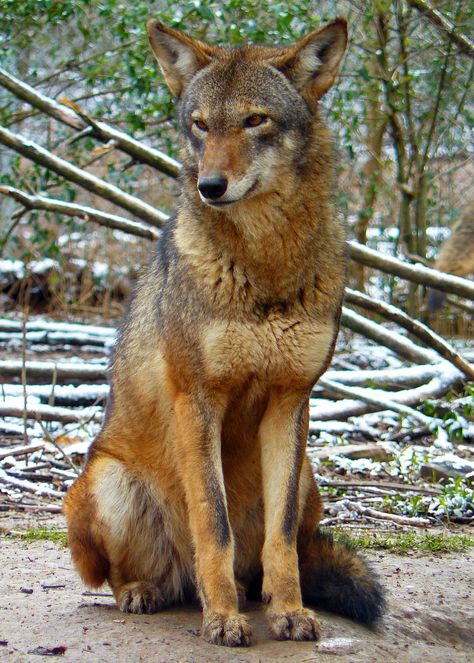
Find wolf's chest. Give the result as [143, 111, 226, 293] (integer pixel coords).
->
[200, 314, 335, 389]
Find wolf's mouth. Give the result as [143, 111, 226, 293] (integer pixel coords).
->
[203, 179, 259, 207]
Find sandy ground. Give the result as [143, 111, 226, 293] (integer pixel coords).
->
[0, 514, 473, 663]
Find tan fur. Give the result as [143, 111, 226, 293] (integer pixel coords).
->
[427, 202, 474, 313]
[64, 18, 351, 647]
[435, 202, 474, 277]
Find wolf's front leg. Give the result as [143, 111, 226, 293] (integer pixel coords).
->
[259, 391, 320, 641]
[174, 392, 252, 647]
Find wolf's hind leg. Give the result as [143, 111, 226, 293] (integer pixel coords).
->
[65, 454, 193, 611]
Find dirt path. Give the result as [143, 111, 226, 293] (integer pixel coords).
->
[1, 516, 473, 662]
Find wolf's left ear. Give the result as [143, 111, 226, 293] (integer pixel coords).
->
[272, 19, 347, 100]
[147, 20, 215, 97]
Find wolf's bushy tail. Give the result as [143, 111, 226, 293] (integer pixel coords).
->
[299, 529, 386, 626]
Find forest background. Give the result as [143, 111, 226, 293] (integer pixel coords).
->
[0, 0, 472, 325]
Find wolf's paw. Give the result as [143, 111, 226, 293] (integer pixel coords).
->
[117, 581, 164, 614]
[267, 607, 321, 641]
[202, 612, 252, 647]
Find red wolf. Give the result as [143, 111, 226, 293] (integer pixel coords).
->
[64, 18, 385, 646]
[428, 203, 474, 312]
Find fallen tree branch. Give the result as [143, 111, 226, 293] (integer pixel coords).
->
[310, 365, 463, 421]
[408, 0, 474, 58]
[0, 401, 102, 424]
[0, 317, 115, 337]
[0, 498, 62, 513]
[335, 499, 430, 527]
[345, 287, 474, 380]
[309, 442, 391, 461]
[0, 443, 45, 461]
[318, 376, 431, 423]
[319, 479, 441, 495]
[0, 359, 107, 384]
[0, 186, 160, 240]
[341, 307, 436, 363]
[0, 329, 111, 348]
[0, 468, 63, 499]
[0, 126, 168, 227]
[325, 361, 456, 388]
[348, 241, 474, 300]
[0, 67, 181, 177]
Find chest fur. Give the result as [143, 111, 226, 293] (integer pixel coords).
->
[200, 313, 335, 390]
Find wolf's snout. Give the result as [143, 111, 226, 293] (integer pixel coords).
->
[198, 176, 228, 200]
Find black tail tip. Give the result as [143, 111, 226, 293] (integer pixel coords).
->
[427, 288, 446, 313]
[302, 530, 387, 627]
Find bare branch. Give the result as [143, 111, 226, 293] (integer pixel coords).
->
[0, 359, 107, 384]
[0, 126, 168, 228]
[0, 402, 102, 424]
[318, 376, 431, 423]
[345, 288, 474, 380]
[0, 186, 160, 241]
[341, 307, 436, 364]
[348, 240, 474, 300]
[0, 67, 181, 177]
[408, 0, 474, 58]
[311, 365, 463, 421]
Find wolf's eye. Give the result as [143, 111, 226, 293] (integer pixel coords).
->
[194, 119, 208, 132]
[244, 114, 268, 128]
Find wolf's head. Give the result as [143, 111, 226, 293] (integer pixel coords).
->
[148, 19, 347, 209]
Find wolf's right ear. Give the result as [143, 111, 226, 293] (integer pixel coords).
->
[147, 21, 215, 97]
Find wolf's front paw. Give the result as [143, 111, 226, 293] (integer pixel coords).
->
[116, 581, 164, 614]
[267, 607, 321, 641]
[202, 612, 252, 647]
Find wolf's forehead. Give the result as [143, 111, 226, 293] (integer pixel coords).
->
[185, 59, 301, 117]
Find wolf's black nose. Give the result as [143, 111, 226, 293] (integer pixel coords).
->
[198, 176, 228, 200]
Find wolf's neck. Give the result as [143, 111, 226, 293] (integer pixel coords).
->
[176, 135, 340, 304]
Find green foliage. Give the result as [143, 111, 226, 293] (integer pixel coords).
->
[1, 0, 473, 299]
[439, 478, 474, 521]
[6, 525, 69, 547]
[330, 527, 474, 554]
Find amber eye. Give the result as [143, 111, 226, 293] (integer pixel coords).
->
[194, 119, 208, 132]
[244, 114, 268, 128]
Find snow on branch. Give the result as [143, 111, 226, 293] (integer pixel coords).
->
[345, 288, 474, 380]
[341, 307, 436, 364]
[0, 126, 168, 228]
[0, 186, 160, 241]
[0, 67, 181, 178]
[348, 241, 474, 300]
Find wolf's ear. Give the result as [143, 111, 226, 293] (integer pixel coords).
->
[272, 19, 347, 100]
[147, 21, 215, 97]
